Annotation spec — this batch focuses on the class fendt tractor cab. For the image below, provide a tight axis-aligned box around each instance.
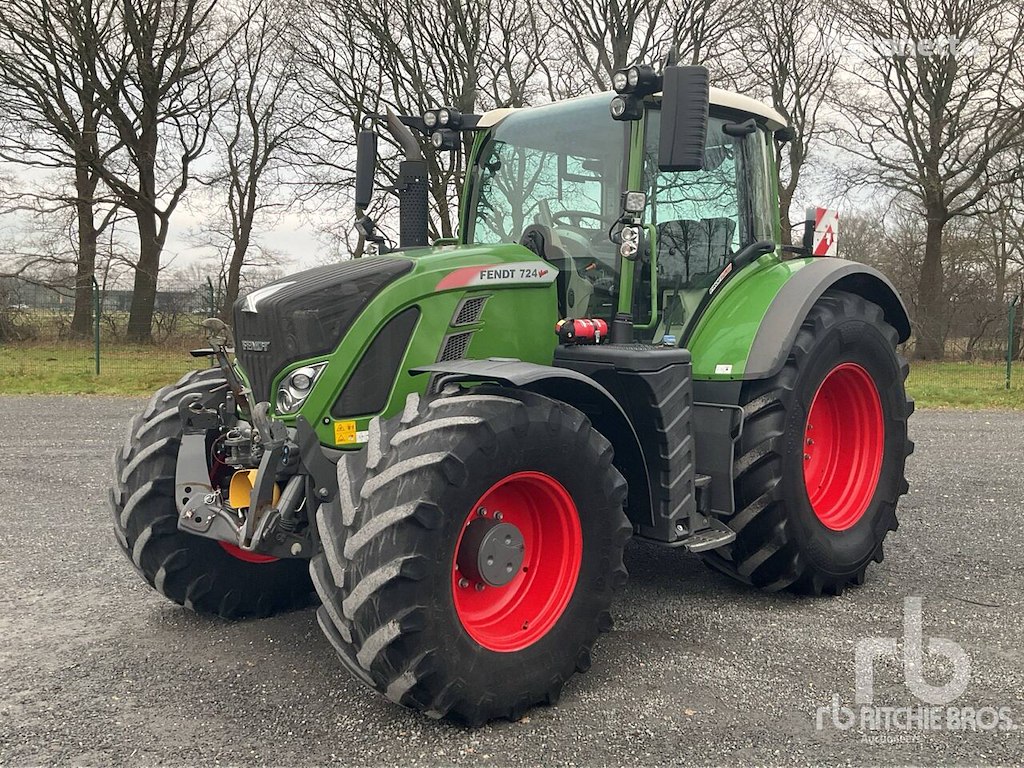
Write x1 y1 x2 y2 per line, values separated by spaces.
111 65 913 724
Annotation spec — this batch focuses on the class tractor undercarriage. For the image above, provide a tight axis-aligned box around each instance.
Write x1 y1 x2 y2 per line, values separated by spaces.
170 333 745 567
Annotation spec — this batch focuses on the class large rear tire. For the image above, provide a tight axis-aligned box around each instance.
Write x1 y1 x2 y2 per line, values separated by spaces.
311 388 630 724
110 369 313 618
700 290 914 594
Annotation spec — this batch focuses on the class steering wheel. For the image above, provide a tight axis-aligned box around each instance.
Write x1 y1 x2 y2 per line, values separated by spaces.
551 210 604 229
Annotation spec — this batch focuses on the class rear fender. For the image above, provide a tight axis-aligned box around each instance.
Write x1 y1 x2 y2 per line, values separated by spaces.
687 256 910 381
745 259 910 379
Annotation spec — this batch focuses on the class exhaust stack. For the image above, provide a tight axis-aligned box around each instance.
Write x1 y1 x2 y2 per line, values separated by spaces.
384 109 429 249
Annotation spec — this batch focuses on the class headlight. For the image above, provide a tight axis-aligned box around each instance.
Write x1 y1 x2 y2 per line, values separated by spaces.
622 190 647 213
609 94 643 121
612 70 629 93
430 128 459 151
276 363 327 415
437 108 450 127
618 225 642 260
423 110 438 128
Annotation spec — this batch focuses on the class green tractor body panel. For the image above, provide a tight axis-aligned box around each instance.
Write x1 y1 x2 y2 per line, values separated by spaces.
685 253 806 380
266 243 559 447
685 254 910 382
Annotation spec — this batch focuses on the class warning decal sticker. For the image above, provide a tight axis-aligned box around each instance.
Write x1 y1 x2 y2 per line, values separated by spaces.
811 207 839 257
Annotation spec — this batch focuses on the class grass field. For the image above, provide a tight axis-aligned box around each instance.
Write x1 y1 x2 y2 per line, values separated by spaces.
1 343 1022 409
0 343 196 395
905 361 1022 409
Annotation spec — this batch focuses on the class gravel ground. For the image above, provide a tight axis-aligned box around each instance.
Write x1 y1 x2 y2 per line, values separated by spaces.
0 397 1021 767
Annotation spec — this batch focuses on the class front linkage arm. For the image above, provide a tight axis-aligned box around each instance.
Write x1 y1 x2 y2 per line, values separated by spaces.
173 390 337 560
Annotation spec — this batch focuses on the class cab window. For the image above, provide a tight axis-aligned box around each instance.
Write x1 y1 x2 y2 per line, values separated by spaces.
638 109 775 340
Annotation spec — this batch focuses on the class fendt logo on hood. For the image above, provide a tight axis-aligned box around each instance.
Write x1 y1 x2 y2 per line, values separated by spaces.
241 339 271 352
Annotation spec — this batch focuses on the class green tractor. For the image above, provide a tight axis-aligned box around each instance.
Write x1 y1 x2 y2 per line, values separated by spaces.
110 65 913 724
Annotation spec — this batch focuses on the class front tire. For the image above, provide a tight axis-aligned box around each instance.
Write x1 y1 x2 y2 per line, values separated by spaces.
701 290 914 594
311 388 631 724
110 369 313 618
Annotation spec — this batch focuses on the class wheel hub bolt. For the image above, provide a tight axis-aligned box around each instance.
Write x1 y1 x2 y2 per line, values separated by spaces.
475 583 485 592
458 577 469 589
477 507 487 516
494 511 503 521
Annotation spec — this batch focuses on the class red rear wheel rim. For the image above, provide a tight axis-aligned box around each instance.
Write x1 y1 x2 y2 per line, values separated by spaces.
803 362 884 531
453 471 582 652
218 541 278 563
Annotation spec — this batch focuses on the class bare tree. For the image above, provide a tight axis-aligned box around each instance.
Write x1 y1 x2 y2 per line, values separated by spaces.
547 0 749 91
725 0 839 243
0 0 121 336
301 0 555 248
977 147 1024 304
80 0 230 341
546 0 669 89
199 0 312 318
835 0 1024 358
302 0 482 242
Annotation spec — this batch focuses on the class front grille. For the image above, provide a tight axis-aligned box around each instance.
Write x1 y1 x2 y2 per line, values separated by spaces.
233 257 412 404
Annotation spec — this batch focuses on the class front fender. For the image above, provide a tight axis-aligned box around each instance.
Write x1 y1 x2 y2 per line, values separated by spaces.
686 256 910 381
412 359 655 532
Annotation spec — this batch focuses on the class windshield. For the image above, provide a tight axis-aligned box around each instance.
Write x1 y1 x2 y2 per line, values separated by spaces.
465 95 627 321
466 95 627 244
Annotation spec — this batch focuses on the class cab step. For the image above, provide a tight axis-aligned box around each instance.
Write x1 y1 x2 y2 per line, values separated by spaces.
679 518 736 553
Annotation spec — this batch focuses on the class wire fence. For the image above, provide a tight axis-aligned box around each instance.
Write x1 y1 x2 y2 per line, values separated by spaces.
0 277 211 392
1 276 1022 403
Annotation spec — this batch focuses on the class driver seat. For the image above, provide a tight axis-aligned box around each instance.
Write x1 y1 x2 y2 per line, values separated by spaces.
519 225 593 318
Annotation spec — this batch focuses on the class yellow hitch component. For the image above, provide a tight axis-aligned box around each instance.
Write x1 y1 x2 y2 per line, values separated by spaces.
228 469 280 510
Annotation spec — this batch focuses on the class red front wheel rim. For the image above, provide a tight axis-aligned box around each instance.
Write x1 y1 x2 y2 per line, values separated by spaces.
803 362 885 531
452 471 582 652
218 541 278 563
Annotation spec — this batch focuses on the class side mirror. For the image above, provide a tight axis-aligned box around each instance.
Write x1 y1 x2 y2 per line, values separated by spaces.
354 125 377 211
658 65 710 172
801 211 814 253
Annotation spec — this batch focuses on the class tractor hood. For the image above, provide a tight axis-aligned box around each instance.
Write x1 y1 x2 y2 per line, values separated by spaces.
233 257 413 403
232 243 556 407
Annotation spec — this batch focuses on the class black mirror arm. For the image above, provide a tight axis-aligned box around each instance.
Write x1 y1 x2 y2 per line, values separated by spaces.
722 119 758 138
